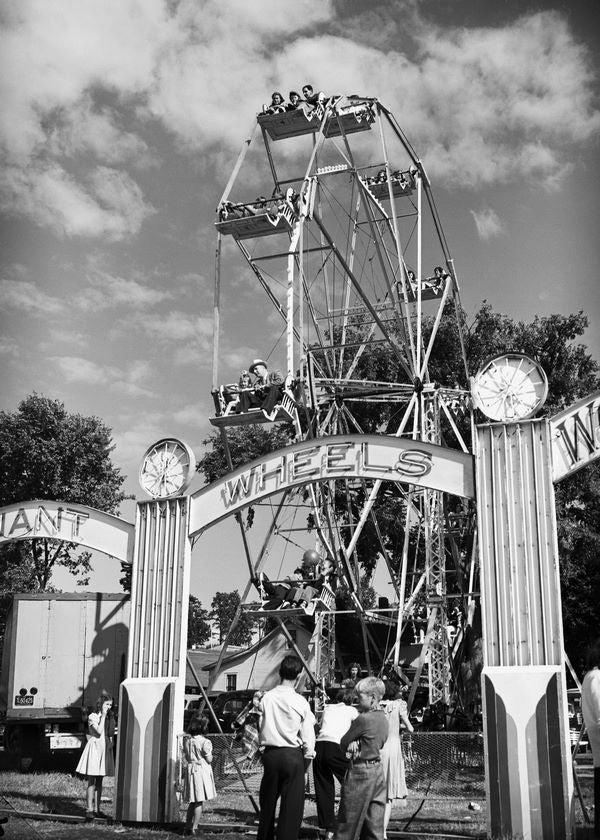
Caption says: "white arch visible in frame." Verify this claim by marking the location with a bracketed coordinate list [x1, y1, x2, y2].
[188, 434, 475, 536]
[0, 500, 134, 562]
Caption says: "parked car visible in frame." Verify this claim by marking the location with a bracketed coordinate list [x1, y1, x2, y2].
[208, 690, 256, 733]
[184, 690, 256, 734]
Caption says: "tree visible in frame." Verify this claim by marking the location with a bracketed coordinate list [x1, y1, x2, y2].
[0, 394, 128, 652]
[198, 424, 293, 484]
[210, 590, 255, 646]
[188, 595, 211, 647]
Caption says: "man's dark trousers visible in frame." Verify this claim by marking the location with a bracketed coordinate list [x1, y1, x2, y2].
[313, 740, 350, 831]
[257, 746, 305, 840]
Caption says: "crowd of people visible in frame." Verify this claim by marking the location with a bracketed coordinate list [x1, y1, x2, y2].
[217, 654, 413, 840]
[75, 638, 600, 837]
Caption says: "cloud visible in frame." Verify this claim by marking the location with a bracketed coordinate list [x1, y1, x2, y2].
[0, 163, 154, 240]
[53, 356, 156, 397]
[43, 328, 87, 349]
[75, 271, 172, 312]
[1, 0, 599, 243]
[470, 207, 505, 241]
[46, 95, 156, 168]
[0, 336, 19, 358]
[123, 310, 213, 345]
[0, 278, 65, 315]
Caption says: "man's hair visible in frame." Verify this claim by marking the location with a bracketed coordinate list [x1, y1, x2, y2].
[585, 638, 600, 670]
[302, 84, 313, 92]
[355, 676, 385, 702]
[383, 679, 400, 701]
[279, 654, 303, 680]
[337, 687, 355, 705]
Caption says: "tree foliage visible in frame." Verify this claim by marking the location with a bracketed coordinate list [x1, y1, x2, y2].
[197, 424, 293, 484]
[0, 394, 129, 654]
[210, 590, 255, 646]
[188, 595, 211, 647]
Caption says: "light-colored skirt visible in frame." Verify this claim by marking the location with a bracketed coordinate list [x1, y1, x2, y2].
[380, 734, 407, 800]
[76, 733, 115, 777]
[184, 759, 216, 803]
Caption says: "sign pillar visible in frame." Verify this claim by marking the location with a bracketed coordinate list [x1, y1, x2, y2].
[115, 498, 191, 823]
[476, 420, 573, 839]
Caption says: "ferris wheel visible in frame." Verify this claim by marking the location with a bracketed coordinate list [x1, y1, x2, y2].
[208, 92, 476, 708]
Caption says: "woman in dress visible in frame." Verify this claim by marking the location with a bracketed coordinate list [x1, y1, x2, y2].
[380, 681, 413, 839]
[76, 693, 115, 820]
[183, 714, 217, 835]
[582, 637, 600, 838]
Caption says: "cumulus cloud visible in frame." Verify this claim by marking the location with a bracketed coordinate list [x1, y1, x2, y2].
[0, 163, 154, 240]
[53, 355, 156, 397]
[123, 310, 213, 344]
[46, 95, 155, 167]
[0, 336, 19, 358]
[1, 0, 598, 238]
[470, 207, 505, 241]
[0, 278, 65, 315]
[75, 271, 172, 312]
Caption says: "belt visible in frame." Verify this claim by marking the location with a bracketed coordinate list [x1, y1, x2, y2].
[353, 758, 380, 765]
[263, 745, 302, 751]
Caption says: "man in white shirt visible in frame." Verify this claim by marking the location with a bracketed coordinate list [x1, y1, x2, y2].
[313, 687, 359, 838]
[257, 655, 316, 840]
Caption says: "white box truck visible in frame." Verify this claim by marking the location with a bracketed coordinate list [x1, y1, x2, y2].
[0, 592, 129, 764]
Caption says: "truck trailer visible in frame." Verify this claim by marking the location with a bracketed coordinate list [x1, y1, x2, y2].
[0, 592, 129, 764]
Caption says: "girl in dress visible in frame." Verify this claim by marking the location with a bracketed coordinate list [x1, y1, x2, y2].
[183, 714, 217, 835]
[76, 693, 115, 820]
[380, 682, 414, 839]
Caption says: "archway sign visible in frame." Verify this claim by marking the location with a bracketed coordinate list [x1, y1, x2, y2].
[0, 499, 134, 560]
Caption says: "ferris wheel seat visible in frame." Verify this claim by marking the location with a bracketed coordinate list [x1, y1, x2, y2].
[209, 404, 295, 428]
[215, 210, 295, 240]
[365, 180, 414, 200]
[324, 104, 376, 138]
[257, 103, 326, 140]
[257, 98, 375, 141]
[402, 276, 448, 303]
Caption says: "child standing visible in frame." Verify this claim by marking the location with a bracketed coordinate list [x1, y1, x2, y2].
[183, 714, 217, 836]
[76, 693, 115, 820]
[336, 677, 388, 840]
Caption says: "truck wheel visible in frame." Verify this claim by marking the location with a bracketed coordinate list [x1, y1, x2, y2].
[5, 725, 36, 771]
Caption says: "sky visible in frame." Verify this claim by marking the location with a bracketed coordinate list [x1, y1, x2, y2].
[1, 0, 599, 607]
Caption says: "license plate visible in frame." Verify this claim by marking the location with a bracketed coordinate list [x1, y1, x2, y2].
[14, 695, 34, 706]
[48, 734, 85, 750]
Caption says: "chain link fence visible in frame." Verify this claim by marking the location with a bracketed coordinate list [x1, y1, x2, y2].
[177, 731, 485, 804]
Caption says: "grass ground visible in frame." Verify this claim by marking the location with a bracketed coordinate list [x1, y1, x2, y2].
[0, 760, 594, 839]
